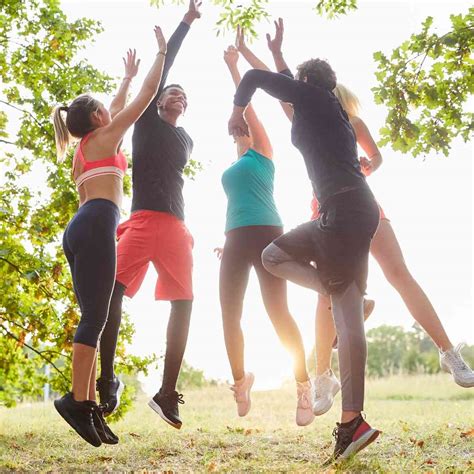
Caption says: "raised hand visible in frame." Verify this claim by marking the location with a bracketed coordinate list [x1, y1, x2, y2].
[186, 0, 202, 21]
[235, 25, 247, 52]
[154, 25, 167, 54]
[359, 156, 373, 176]
[266, 17, 284, 54]
[228, 109, 249, 137]
[213, 247, 224, 260]
[123, 49, 140, 79]
[224, 45, 239, 68]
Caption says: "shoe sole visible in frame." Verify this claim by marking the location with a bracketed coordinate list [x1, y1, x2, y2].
[148, 399, 182, 429]
[296, 410, 315, 427]
[313, 384, 341, 416]
[54, 399, 102, 447]
[237, 373, 255, 417]
[440, 363, 474, 388]
[339, 428, 381, 460]
[103, 380, 125, 417]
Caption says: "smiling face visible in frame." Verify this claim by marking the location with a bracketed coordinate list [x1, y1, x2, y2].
[157, 86, 188, 116]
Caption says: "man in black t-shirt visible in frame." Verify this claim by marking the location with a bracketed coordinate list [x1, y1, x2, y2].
[96, 0, 201, 430]
[228, 42, 380, 461]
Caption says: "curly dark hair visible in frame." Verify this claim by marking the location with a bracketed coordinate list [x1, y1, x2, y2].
[296, 58, 337, 90]
[159, 83, 185, 100]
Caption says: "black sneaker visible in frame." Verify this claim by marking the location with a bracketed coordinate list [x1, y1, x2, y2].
[328, 414, 380, 463]
[91, 403, 119, 445]
[96, 376, 124, 416]
[148, 389, 185, 429]
[54, 393, 102, 447]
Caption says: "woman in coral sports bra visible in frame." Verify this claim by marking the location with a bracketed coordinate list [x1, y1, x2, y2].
[51, 27, 167, 447]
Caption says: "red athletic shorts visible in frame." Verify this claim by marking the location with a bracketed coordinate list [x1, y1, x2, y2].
[115, 210, 194, 301]
[310, 196, 388, 221]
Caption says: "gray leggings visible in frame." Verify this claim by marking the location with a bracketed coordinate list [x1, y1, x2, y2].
[262, 243, 366, 412]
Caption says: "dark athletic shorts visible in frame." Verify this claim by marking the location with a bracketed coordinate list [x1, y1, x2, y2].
[273, 188, 380, 294]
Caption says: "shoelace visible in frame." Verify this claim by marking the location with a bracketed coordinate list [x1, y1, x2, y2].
[297, 384, 311, 408]
[315, 373, 333, 397]
[447, 343, 469, 371]
[230, 384, 246, 402]
[176, 393, 185, 405]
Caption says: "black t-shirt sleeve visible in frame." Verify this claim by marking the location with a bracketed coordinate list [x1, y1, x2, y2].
[136, 21, 191, 126]
[234, 69, 304, 107]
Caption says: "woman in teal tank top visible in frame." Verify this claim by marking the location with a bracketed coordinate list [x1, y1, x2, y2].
[218, 40, 313, 427]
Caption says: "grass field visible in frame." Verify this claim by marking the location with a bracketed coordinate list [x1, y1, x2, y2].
[1, 374, 473, 472]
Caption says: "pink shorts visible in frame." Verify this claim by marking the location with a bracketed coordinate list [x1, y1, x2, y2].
[116, 210, 194, 301]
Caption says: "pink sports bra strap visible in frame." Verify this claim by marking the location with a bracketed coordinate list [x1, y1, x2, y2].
[78, 132, 93, 163]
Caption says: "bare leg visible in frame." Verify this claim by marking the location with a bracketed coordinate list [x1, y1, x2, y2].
[370, 220, 453, 351]
[315, 294, 336, 375]
[88, 351, 98, 401]
[72, 343, 97, 402]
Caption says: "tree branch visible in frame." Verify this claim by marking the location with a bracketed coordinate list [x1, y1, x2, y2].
[0, 324, 69, 382]
[0, 99, 50, 136]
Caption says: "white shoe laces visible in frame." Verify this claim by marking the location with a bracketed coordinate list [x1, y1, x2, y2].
[445, 343, 470, 372]
[315, 370, 334, 398]
[297, 382, 312, 409]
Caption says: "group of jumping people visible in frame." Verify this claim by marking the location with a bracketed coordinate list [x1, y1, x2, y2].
[51, 1, 474, 462]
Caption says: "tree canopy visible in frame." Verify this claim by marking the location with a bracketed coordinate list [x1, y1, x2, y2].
[0, 0, 153, 411]
[151, 0, 473, 157]
[0, 0, 471, 411]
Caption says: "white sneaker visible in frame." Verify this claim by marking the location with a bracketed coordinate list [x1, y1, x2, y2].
[296, 380, 315, 426]
[440, 343, 474, 388]
[312, 369, 341, 416]
[230, 372, 255, 417]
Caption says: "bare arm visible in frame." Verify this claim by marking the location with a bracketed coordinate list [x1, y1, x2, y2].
[224, 46, 272, 158]
[109, 49, 140, 119]
[102, 27, 167, 146]
[266, 18, 293, 122]
[351, 116, 383, 176]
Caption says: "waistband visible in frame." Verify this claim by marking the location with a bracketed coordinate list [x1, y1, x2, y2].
[319, 186, 374, 213]
[79, 198, 120, 215]
[130, 209, 184, 222]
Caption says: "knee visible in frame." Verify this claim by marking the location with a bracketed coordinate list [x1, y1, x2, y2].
[74, 317, 108, 348]
[261, 243, 285, 273]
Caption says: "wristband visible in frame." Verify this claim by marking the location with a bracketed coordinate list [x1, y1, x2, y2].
[157, 51, 166, 57]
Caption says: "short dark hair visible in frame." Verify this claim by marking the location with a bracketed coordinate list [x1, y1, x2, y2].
[158, 83, 185, 100]
[296, 59, 337, 90]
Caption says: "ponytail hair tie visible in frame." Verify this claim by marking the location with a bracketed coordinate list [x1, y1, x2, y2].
[61, 106, 69, 112]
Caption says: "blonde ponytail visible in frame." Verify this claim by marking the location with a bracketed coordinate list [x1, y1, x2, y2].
[52, 105, 71, 162]
[333, 83, 360, 119]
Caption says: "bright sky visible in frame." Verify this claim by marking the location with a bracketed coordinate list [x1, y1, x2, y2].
[57, 0, 473, 393]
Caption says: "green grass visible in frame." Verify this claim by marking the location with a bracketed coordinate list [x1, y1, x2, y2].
[1, 374, 473, 472]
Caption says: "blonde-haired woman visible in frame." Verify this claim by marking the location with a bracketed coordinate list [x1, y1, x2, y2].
[311, 82, 474, 416]
[52, 27, 167, 447]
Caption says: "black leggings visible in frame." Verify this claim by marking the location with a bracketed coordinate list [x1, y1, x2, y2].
[63, 199, 120, 348]
[220, 225, 308, 382]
